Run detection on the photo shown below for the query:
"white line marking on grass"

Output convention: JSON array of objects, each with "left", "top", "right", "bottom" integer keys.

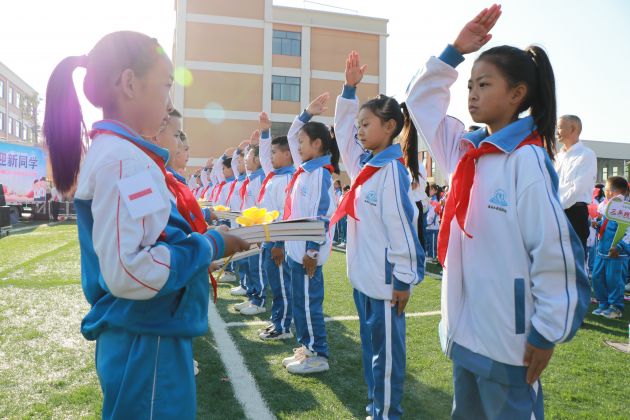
[
  {"left": 207, "top": 301, "right": 275, "bottom": 420},
  {"left": 225, "top": 310, "right": 441, "bottom": 328}
]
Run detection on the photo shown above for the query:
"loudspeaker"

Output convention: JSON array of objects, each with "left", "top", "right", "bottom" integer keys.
[{"left": 0, "top": 206, "right": 10, "bottom": 228}]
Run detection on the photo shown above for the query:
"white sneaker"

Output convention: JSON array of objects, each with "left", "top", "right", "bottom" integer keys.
[
  {"left": 230, "top": 286, "right": 247, "bottom": 296},
  {"left": 260, "top": 329, "right": 293, "bottom": 340},
  {"left": 218, "top": 272, "right": 238, "bottom": 283},
  {"left": 240, "top": 303, "right": 267, "bottom": 316},
  {"left": 193, "top": 359, "right": 199, "bottom": 376},
  {"left": 286, "top": 355, "right": 329, "bottom": 374},
  {"left": 233, "top": 300, "right": 251, "bottom": 311},
  {"left": 282, "top": 346, "right": 311, "bottom": 367}
]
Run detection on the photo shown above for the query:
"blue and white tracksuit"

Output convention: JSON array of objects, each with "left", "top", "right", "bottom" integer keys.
[
  {"left": 242, "top": 167, "right": 267, "bottom": 307},
  {"left": 75, "top": 121, "right": 225, "bottom": 419},
  {"left": 259, "top": 130, "right": 296, "bottom": 333},
  {"left": 593, "top": 198, "right": 629, "bottom": 311},
  {"left": 405, "top": 46, "right": 590, "bottom": 419},
  {"left": 425, "top": 205, "right": 439, "bottom": 259},
  {"left": 335, "top": 87, "right": 425, "bottom": 420},
  {"left": 286, "top": 113, "right": 337, "bottom": 358}
]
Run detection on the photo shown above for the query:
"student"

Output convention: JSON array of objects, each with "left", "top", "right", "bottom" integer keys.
[
  {"left": 256, "top": 111, "right": 296, "bottom": 339},
  {"left": 281, "top": 93, "right": 340, "bottom": 374},
  {"left": 425, "top": 201, "right": 440, "bottom": 261},
  {"left": 43, "top": 31, "right": 249, "bottom": 419},
  {"left": 235, "top": 136, "right": 269, "bottom": 316},
  {"left": 404, "top": 5, "right": 589, "bottom": 418},
  {"left": 333, "top": 51, "right": 424, "bottom": 420},
  {"left": 592, "top": 176, "right": 629, "bottom": 319},
  {"left": 332, "top": 180, "right": 343, "bottom": 244},
  {"left": 227, "top": 143, "right": 251, "bottom": 294},
  {"left": 171, "top": 130, "right": 190, "bottom": 179}
]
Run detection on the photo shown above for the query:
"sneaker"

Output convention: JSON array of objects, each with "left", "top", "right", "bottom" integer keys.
[
  {"left": 365, "top": 402, "right": 373, "bottom": 416},
  {"left": 260, "top": 329, "right": 293, "bottom": 340},
  {"left": 602, "top": 307, "right": 623, "bottom": 319},
  {"left": 257, "top": 323, "right": 275, "bottom": 334},
  {"left": 286, "top": 355, "right": 330, "bottom": 374},
  {"left": 366, "top": 417, "right": 373, "bottom": 420},
  {"left": 218, "top": 272, "right": 237, "bottom": 283},
  {"left": 625, "top": 283, "right": 630, "bottom": 293},
  {"left": 240, "top": 303, "right": 267, "bottom": 316},
  {"left": 193, "top": 359, "right": 199, "bottom": 376},
  {"left": 338, "top": 242, "right": 346, "bottom": 249},
  {"left": 230, "top": 286, "right": 247, "bottom": 296},
  {"left": 592, "top": 307, "right": 607, "bottom": 316},
  {"left": 282, "top": 346, "right": 311, "bottom": 367},
  {"left": 234, "top": 300, "right": 251, "bottom": 311}
]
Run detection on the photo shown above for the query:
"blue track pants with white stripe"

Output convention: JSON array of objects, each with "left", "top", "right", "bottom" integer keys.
[
  {"left": 354, "top": 289, "right": 406, "bottom": 420},
  {"left": 288, "top": 257, "right": 328, "bottom": 358},
  {"left": 246, "top": 252, "right": 267, "bottom": 307},
  {"left": 262, "top": 245, "right": 292, "bottom": 332},
  {"left": 96, "top": 328, "right": 195, "bottom": 419}
]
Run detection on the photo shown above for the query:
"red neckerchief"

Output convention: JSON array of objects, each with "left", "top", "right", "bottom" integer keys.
[
  {"left": 330, "top": 158, "right": 404, "bottom": 225},
  {"left": 91, "top": 128, "right": 218, "bottom": 302},
  {"left": 239, "top": 178, "right": 250, "bottom": 209},
  {"left": 257, "top": 171, "right": 276, "bottom": 204},
  {"left": 225, "top": 179, "right": 239, "bottom": 207},
  {"left": 212, "top": 181, "right": 226, "bottom": 203},
  {"left": 283, "top": 164, "right": 334, "bottom": 220},
  {"left": 437, "top": 131, "right": 543, "bottom": 266},
  {"left": 199, "top": 184, "right": 211, "bottom": 200},
  {"left": 598, "top": 218, "right": 609, "bottom": 240}
]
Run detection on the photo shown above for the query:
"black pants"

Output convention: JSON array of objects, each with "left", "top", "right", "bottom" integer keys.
[
  {"left": 564, "top": 203, "right": 589, "bottom": 252},
  {"left": 415, "top": 201, "right": 425, "bottom": 250},
  {"left": 51, "top": 201, "right": 60, "bottom": 221}
]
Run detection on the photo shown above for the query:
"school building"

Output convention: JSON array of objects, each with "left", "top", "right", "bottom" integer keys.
[
  {"left": 172, "top": 0, "right": 388, "bottom": 181},
  {"left": 0, "top": 61, "right": 39, "bottom": 145},
  {"left": 421, "top": 138, "right": 630, "bottom": 187}
]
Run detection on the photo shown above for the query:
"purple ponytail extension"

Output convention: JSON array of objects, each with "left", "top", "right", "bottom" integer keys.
[{"left": 43, "top": 55, "right": 88, "bottom": 194}]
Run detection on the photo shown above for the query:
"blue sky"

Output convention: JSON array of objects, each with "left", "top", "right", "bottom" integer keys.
[{"left": 1, "top": 0, "right": 628, "bottom": 142}]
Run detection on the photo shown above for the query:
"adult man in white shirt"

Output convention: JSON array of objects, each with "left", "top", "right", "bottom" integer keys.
[{"left": 555, "top": 115, "right": 597, "bottom": 250}]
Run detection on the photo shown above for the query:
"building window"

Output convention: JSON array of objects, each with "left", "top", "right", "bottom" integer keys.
[
  {"left": 431, "top": 161, "right": 436, "bottom": 177},
  {"left": 602, "top": 167, "right": 608, "bottom": 181},
  {"left": 8, "top": 86, "right": 14, "bottom": 104},
  {"left": 272, "top": 30, "right": 301, "bottom": 56},
  {"left": 23, "top": 125, "right": 28, "bottom": 140},
  {"left": 8, "top": 117, "right": 13, "bottom": 135},
  {"left": 0, "top": 112, "right": 4, "bottom": 131},
  {"left": 15, "top": 92, "right": 21, "bottom": 109},
  {"left": 15, "top": 121, "right": 21, "bottom": 139},
  {"left": 272, "top": 76, "right": 300, "bottom": 102},
  {"left": 0, "top": 80, "right": 4, "bottom": 98},
  {"left": 612, "top": 166, "right": 619, "bottom": 176}
]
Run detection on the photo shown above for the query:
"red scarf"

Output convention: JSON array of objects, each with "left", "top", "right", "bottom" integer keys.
[
  {"left": 91, "top": 128, "right": 219, "bottom": 302},
  {"left": 598, "top": 219, "right": 609, "bottom": 240},
  {"left": 199, "top": 184, "right": 211, "bottom": 200},
  {"left": 239, "top": 178, "right": 250, "bottom": 209},
  {"left": 437, "top": 131, "right": 543, "bottom": 265},
  {"left": 257, "top": 171, "right": 276, "bottom": 204},
  {"left": 226, "top": 180, "right": 239, "bottom": 207},
  {"left": 330, "top": 158, "right": 404, "bottom": 225},
  {"left": 283, "top": 164, "right": 334, "bottom": 220},
  {"left": 212, "top": 181, "right": 226, "bottom": 203}
]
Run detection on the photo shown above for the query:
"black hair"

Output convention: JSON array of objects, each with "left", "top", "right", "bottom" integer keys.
[
  {"left": 477, "top": 45, "right": 557, "bottom": 159},
  {"left": 222, "top": 157, "right": 232, "bottom": 168},
  {"left": 300, "top": 121, "right": 340, "bottom": 174},
  {"left": 271, "top": 135, "right": 290, "bottom": 152},
  {"left": 169, "top": 108, "right": 182, "bottom": 118},
  {"left": 607, "top": 176, "right": 629, "bottom": 195},
  {"left": 468, "top": 125, "right": 482, "bottom": 132},
  {"left": 594, "top": 183, "right": 605, "bottom": 201},
  {"left": 359, "top": 94, "right": 419, "bottom": 182}
]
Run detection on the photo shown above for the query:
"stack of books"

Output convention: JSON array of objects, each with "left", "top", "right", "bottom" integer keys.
[{"left": 229, "top": 218, "right": 326, "bottom": 244}]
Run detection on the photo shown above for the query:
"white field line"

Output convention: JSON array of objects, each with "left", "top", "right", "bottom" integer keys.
[
  {"left": 225, "top": 310, "right": 441, "bottom": 328},
  {"left": 206, "top": 301, "right": 275, "bottom": 420}
]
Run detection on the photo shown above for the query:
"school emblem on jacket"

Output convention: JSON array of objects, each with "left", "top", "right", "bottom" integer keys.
[
  {"left": 488, "top": 189, "right": 508, "bottom": 213},
  {"left": 364, "top": 191, "right": 378, "bottom": 206}
]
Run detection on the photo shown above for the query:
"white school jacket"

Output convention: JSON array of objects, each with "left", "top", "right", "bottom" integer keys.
[
  {"left": 405, "top": 49, "right": 589, "bottom": 367},
  {"left": 335, "top": 90, "right": 424, "bottom": 300},
  {"left": 285, "top": 115, "right": 337, "bottom": 266}
]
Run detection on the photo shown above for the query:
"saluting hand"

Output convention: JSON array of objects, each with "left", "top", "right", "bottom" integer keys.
[
  {"left": 453, "top": 4, "right": 502, "bottom": 54},
  {"left": 345, "top": 51, "right": 367, "bottom": 87},
  {"left": 250, "top": 130, "right": 260, "bottom": 145},
  {"left": 306, "top": 92, "right": 329, "bottom": 116},
  {"left": 259, "top": 112, "right": 271, "bottom": 131}
]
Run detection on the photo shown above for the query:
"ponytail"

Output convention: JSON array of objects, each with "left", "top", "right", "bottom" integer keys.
[
  {"left": 400, "top": 102, "right": 419, "bottom": 183},
  {"left": 525, "top": 46, "right": 557, "bottom": 159},
  {"left": 43, "top": 55, "right": 88, "bottom": 194},
  {"left": 300, "top": 122, "right": 340, "bottom": 174},
  {"left": 477, "top": 44, "right": 557, "bottom": 159}
]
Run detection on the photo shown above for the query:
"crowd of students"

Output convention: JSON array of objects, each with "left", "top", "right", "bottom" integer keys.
[{"left": 40, "top": 4, "right": 628, "bottom": 419}]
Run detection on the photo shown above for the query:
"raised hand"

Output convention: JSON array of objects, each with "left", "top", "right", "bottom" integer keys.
[
  {"left": 249, "top": 129, "right": 260, "bottom": 145},
  {"left": 238, "top": 140, "right": 250, "bottom": 150},
  {"left": 259, "top": 112, "right": 271, "bottom": 131},
  {"left": 306, "top": 92, "right": 330, "bottom": 116},
  {"left": 225, "top": 147, "right": 236, "bottom": 156},
  {"left": 345, "top": 51, "right": 367, "bottom": 87},
  {"left": 453, "top": 4, "right": 502, "bottom": 54}
]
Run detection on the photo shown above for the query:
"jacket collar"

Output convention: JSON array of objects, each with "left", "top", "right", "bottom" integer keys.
[
  {"left": 463, "top": 116, "right": 536, "bottom": 153},
  {"left": 361, "top": 144, "right": 403, "bottom": 168},
  {"left": 92, "top": 120, "right": 170, "bottom": 163},
  {"left": 301, "top": 154, "right": 332, "bottom": 173}
]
